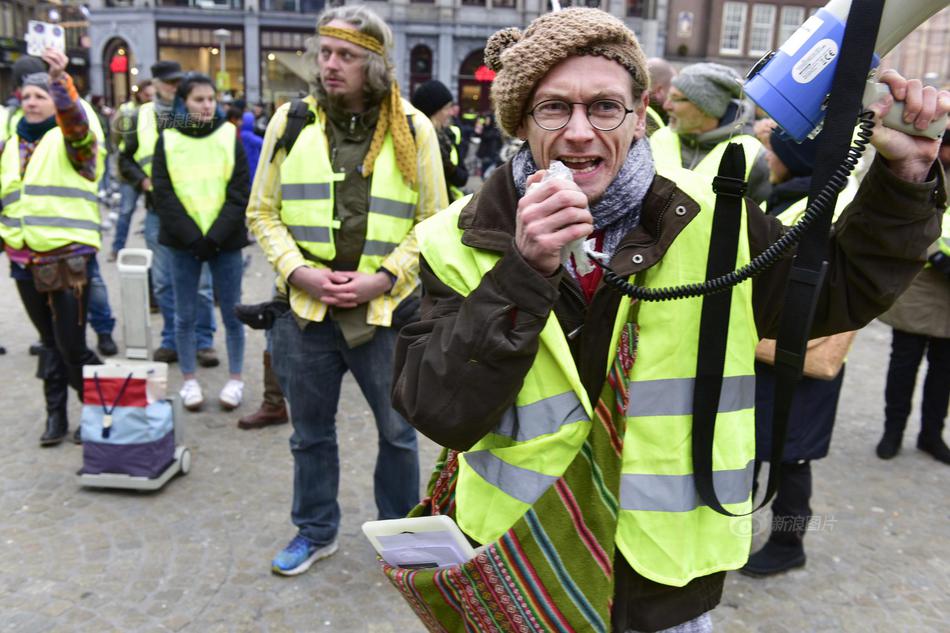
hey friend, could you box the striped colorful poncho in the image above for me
[382,324,639,632]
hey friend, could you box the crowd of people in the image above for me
[1,5,948,632]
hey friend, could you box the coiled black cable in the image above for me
[597,112,875,302]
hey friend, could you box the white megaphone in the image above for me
[745,0,948,142]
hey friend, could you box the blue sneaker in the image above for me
[271,535,338,576]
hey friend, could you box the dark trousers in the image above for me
[884,328,950,439]
[16,277,102,412]
[753,460,812,547]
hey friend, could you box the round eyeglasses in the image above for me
[528,99,636,132]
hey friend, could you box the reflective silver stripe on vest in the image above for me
[494,391,587,442]
[363,239,399,257]
[0,215,19,227]
[2,190,20,207]
[620,460,754,512]
[23,185,99,204]
[22,216,100,231]
[464,450,559,505]
[627,375,755,417]
[139,156,153,168]
[288,225,331,243]
[369,196,415,219]
[282,183,331,201]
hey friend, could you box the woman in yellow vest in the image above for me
[0,48,103,446]
[410,80,469,203]
[151,73,250,412]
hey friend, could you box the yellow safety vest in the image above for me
[162,122,236,235]
[278,96,420,320]
[417,169,758,587]
[0,124,102,251]
[650,126,761,182]
[133,101,159,178]
[938,206,950,259]
[447,124,465,203]
[646,106,665,136]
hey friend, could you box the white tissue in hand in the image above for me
[542,161,593,275]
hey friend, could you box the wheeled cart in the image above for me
[78,247,192,491]
[78,389,191,491]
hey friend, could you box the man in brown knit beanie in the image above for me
[392,8,949,633]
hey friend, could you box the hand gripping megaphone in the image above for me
[745,0,948,142]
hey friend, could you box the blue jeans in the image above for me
[144,210,215,350]
[86,255,115,335]
[111,182,139,253]
[170,248,245,375]
[271,316,420,545]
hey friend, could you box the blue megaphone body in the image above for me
[746,0,948,142]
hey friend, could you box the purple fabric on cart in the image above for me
[80,431,175,478]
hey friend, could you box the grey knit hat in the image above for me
[671,63,743,119]
[21,72,51,94]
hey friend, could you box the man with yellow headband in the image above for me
[247,5,447,576]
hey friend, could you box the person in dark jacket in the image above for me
[740,128,850,578]
[411,80,468,203]
[239,111,263,177]
[152,73,250,412]
[876,125,950,465]
[391,8,947,633]
[475,112,503,177]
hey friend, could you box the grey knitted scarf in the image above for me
[512,138,655,267]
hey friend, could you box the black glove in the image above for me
[189,237,219,261]
[929,251,950,278]
[234,301,290,330]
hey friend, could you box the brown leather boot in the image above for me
[237,401,289,429]
[237,351,288,429]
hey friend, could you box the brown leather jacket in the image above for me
[392,156,945,632]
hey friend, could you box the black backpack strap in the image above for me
[691,142,747,517]
[270,99,315,163]
[763,0,885,511]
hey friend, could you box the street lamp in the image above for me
[214,28,231,92]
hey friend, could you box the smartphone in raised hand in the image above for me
[26,21,65,57]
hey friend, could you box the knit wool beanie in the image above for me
[21,72,51,94]
[485,7,649,138]
[14,57,47,87]
[411,80,454,118]
[670,63,743,119]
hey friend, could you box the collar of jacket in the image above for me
[458,161,701,277]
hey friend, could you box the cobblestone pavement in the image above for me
[1,224,947,633]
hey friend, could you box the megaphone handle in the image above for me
[863,81,947,140]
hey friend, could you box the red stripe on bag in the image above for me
[83,378,148,407]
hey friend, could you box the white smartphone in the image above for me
[26,21,65,57]
[362,515,476,569]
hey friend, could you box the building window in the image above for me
[778,6,805,47]
[627,0,643,18]
[261,0,325,10]
[550,0,600,8]
[461,0,485,5]
[719,2,748,56]
[493,0,517,7]
[748,4,776,56]
[158,0,246,8]
[409,45,433,96]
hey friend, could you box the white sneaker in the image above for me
[180,379,204,411]
[219,380,244,411]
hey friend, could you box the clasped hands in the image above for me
[288,266,393,308]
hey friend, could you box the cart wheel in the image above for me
[179,448,192,475]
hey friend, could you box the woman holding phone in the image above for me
[0,49,103,445]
